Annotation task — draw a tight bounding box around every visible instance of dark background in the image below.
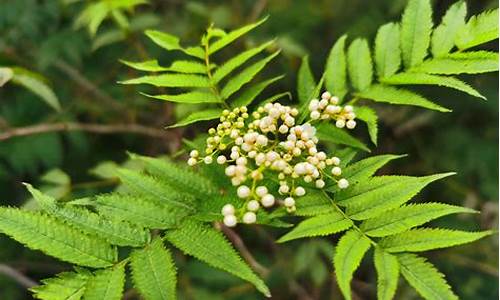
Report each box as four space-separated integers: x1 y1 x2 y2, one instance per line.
0 0 498 299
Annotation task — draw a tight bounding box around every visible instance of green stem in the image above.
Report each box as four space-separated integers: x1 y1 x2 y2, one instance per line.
203 35 230 109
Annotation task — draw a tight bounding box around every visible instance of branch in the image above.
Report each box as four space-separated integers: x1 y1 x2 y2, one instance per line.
0 122 172 142
0 263 38 288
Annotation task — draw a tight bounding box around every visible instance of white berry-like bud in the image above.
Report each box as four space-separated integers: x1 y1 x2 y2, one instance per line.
309 99 319 111
256 135 268 146
285 116 295 127
202 156 212 164
321 91 331 99
190 150 199 158
236 157 247 166
256 186 268 197
315 179 325 188
346 120 356 129
331 166 342 176
242 212 257 224
217 155 227 164
247 200 260 212
187 158 197 166
330 96 339 104
279 124 289 134
221 204 235 216
336 119 346 128
284 197 295 207
319 99 328 108
261 194 275 207
237 185 251 198
310 111 320 120
332 157 341 165
344 105 353 113
338 178 349 189
223 215 237 227
295 186 306 196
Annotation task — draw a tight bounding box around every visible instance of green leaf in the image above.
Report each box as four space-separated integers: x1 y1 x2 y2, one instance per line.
11 67 61 111
317 123 370 152
337 173 455 220
397 253 458 300
0 207 116 268
141 91 221 104
375 23 401 78
27 185 149 247
455 9 499 50
347 38 373 91
31 270 90 300
165 219 271 297
374 247 399 300
400 0 433 68
167 108 223 128
208 16 268 55
414 51 499 74
333 230 372 300
325 35 348 100
131 238 177 300
381 72 485 99
145 30 204 59
83 263 125 300
431 1 467 57
357 84 450 112
0 67 13 86
277 211 352 243
379 228 492 252
294 190 335 216
297 55 316 104
116 168 195 211
343 154 406 185
119 73 210 87
355 106 379 145
220 51 280 99
230 75 284 107
120 59 169 72
361 203 478 237
213 40 274 83
260 92 291 105
95 193 188 229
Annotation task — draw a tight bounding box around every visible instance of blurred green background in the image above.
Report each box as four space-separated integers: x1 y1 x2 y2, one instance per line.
0 0 498 299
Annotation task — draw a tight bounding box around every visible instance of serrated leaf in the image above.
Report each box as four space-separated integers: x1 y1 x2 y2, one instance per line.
208 16 268 55
131 238 177 300
230 75 284 107
141 91 221 104
165 219 271 297
317 123 370 152
95 193 188 229
347 38 373 91
119 73 210 87
221 51 280 99
333 230 371 300
355 106 379 145
120 59 169 72
375 23 401 78
27 185 149 247
414 51 499 74
294 190 335 216
374 247 399 300
381 72 485 99
145 30 204 59
379 228 491 252
343 154 406 185
337 173 455 220
213 40 274 83
325 35 348 100
297 55 316 104
0 207 116 268
260 92 291 105
361 203 478 237
31 270 90 300
277 211 352 243
11 68 61 111
397 253 458 300
455 9 499 50
431 1 467 57
167 108 223 128
357 84 450 112
83 263 125 300
400 0 433 68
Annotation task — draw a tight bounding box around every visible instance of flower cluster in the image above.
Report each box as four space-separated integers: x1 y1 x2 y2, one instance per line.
188 94 351 227
309 91 356 129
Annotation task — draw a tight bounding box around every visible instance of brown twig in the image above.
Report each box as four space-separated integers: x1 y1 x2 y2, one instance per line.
0 263 38 288
0 122 171 142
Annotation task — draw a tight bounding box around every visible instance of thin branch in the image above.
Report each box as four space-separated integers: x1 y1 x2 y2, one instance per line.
0 263 38 288
0 122 172 142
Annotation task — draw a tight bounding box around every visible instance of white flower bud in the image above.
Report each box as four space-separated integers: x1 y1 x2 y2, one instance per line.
279 124 289 134
242 212 257 224
187 158 197 166
190 150 199 158
285 116 295 127
332 157 341 165
295 186 306 196
284 197 295 207
317 152 327 160
204 156 213 164
309 99 319 111
315 179 325 188
330 96 339 104
321 91 332 99
336 119 346 128
247 200 260 212
256 135 268 146
236 157 247 166
237 185 251 198
223 215 237 227
344 105 353 113
338 178 349 189
294 163 306 175
221 204 235 216
331 166 342 176
279 184 290 194
225 165 236 176
255 153 266 165
261 194 275 207
217 155 227 164
256 186 268 197
235 137 244 145
310 111 321 120
319 99 328 108
346 120 356 129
